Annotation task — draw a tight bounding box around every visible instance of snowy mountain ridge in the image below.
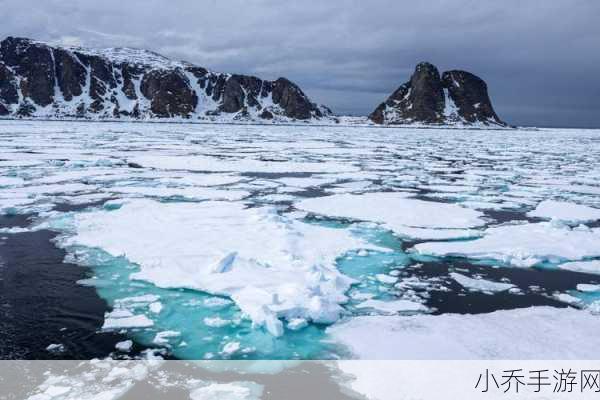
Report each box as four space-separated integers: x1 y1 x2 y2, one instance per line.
0 37 332 123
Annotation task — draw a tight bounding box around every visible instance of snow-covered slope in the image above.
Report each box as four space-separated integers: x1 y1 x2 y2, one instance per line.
0 37 332 123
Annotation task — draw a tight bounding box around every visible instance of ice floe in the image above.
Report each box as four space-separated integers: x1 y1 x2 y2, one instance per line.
296 192 485 240
59 199 381 336
558 260 600 275
450 272 515 293
414 222 600 267
527 200 600 223
328 307 600 359
354 299 428 314
190 382 263 400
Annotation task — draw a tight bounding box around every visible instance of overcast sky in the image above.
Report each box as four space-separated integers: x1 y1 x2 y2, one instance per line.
2 0 599 127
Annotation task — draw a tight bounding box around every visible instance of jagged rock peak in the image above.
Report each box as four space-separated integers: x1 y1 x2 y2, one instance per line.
369 61 506 127
0 36 331 121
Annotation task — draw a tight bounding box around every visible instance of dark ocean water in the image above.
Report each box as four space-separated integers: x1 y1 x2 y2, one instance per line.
0 212 146 359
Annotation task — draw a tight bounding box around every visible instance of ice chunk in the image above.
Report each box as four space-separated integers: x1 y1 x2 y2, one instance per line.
203 317 232 328
60 199 380 335
527 200 600 223
558 260 600 275
45 343 65 353
149 302 163 314
577 284 600 292
450 272 515 293
414 223 600 267
375 274 397 284
553 293 582 306
102 313 154 330
221 341 241 356
115 340 133 352
153 330 181 345
287 318 308 331
190 382 263 400
296 193 485 240
328 307 600 359
355 299 428 314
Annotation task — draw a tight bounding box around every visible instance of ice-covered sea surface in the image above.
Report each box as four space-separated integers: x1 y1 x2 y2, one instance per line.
2 120 600 360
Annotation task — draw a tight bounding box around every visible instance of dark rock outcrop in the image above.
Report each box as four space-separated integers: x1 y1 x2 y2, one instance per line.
272 77 323 120
441 70 503 124
140 69 197 117
0 37 55 107
0 36 331 121
370 62 506 126
0 62 19 114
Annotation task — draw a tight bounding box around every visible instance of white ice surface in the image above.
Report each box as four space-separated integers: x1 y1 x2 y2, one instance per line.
296 192 485 240
328 307 600 359
450 272 515 293
189 382 263 400
414 222 600 267
354 299 428 314
527 200 600 223
60 199 380 336
558 260 600 275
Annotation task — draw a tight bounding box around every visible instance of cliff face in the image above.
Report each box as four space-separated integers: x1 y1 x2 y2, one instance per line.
0 37 330 121
369 62 506 126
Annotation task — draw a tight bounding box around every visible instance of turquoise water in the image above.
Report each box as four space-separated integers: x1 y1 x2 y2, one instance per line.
56 214 410 360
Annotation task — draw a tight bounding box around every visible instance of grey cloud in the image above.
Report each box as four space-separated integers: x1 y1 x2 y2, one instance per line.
1 0 599 127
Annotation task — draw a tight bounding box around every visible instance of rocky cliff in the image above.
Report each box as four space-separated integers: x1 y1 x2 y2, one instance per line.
0 37 331 122
369 62 506 126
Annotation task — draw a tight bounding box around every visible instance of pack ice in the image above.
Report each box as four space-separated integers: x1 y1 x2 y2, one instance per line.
59 199 380 336
414 222 600 267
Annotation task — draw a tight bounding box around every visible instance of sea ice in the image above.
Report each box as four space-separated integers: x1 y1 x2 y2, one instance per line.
527 200 600 223
328 307 600 359
558 260 600 275
414 222 600 267
189 382 263 400
577 284 600 292
296 192 485 240
102 312 154 330
59 199 380 336
355 299 428 314
129 155 359 174
115 340 133 352
450 272 515 293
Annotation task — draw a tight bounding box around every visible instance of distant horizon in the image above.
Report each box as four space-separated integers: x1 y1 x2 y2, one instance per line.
2 1 599 128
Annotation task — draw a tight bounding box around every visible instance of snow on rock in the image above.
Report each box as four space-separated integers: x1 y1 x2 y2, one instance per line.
414 222 600 267
450 272 515 293
296 192 485 239
328 307 600 359
60 199 381 336
527 200 600 223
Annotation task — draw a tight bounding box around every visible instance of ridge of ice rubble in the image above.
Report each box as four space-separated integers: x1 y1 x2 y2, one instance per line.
296 192 486 239
58 199 383 336
327 307 600 359
413 222 600 267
